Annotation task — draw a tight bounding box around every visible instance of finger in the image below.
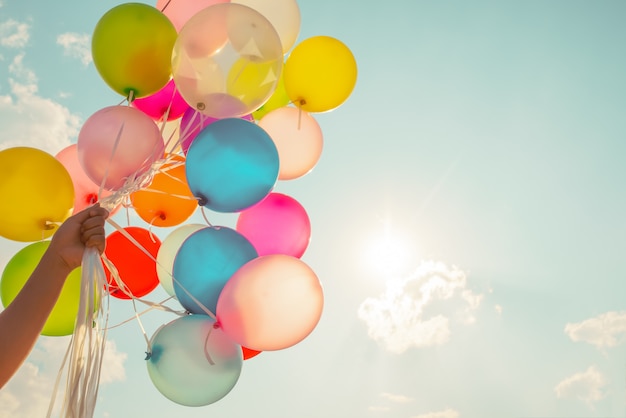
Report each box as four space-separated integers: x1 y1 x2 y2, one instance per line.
88 205 109 219
85 237 106 254
80 214 107 231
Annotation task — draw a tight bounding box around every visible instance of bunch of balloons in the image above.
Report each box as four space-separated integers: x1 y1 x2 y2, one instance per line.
0 0 357 408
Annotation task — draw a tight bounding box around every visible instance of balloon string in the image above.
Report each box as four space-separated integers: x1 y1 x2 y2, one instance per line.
105 296 185 331
159 0 171 12
160 119 183 154
131 188 198 201
203 326 216 366
175 109 204 153
100 255 152 352
200 207 213 227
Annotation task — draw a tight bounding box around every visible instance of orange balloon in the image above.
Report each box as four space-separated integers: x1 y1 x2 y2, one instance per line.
130 155 197 227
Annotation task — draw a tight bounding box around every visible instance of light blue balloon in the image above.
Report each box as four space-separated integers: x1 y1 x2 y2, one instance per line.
146 315 243 406
173 226 258 315
185 117 279 213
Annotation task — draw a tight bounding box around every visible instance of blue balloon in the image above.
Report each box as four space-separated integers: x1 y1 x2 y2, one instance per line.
173 226 258 315
185 118 279 213
146 315 243 406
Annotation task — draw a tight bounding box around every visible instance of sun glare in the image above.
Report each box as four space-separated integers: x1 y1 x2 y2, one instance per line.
363 219 416 279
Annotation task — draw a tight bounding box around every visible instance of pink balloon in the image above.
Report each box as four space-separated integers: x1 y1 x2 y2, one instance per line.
236 192 310 258
179 107 253 154
217 254 324 351
259 106 323 180
131 79 190 121
77 106 165 191
156 0 230 32
55 144 116 213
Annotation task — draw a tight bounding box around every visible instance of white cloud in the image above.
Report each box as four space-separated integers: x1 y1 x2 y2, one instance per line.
0 19 30 48
357 260 481 353
0 53 81 154
0 336 126 418
564 311 626 350
99 340 127 384
411 407 460 418
554 365 607 406
56 32 91 66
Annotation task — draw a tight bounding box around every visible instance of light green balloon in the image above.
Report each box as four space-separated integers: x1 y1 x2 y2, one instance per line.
92 3 177 99
0 241 83 336
147 315 243 406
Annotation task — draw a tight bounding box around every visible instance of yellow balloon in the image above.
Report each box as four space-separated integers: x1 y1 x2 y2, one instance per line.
0 241 87 336
92 3 177 98
0 147 74 242
284 36 357 113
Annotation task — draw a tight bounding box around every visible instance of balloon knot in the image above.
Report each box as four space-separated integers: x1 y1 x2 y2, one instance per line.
197 195 208 206
145 351 152 360
196 102 205 111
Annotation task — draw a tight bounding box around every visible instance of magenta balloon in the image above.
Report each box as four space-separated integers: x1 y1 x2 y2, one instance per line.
236 192 310 258
156 0 230 32
131 79 190 121
179 108 253 154
77 106 165 191
258 106 323 180
216 254 324 351
55 144 114 213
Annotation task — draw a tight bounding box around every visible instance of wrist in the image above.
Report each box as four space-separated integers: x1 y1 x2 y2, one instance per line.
38 247 75 278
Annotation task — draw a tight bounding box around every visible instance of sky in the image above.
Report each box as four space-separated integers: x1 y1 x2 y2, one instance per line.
1 0 626 417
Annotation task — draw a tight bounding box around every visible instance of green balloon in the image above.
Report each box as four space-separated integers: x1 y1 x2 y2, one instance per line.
92 3 177 99
1 241 83 336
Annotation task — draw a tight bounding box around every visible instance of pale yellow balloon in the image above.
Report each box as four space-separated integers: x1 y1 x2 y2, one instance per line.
158 119 182 154
0 147 74 242
232 0 301 54
284 36 357 113
171 3 283 118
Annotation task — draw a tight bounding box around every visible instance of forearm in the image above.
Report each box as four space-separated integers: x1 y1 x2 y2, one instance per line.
0 250 72 388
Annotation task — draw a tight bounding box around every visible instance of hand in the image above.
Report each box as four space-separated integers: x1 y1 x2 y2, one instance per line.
48 204 109 271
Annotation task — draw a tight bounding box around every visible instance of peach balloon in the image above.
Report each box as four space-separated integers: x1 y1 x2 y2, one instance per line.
258 106 323 180
55 144 114 213
216 254 323 351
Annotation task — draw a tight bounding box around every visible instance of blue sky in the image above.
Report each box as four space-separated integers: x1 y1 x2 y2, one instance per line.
2 1 626 417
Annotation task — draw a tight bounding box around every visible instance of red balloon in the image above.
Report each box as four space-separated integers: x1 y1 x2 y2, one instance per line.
104 227 161 299
242 346 261 360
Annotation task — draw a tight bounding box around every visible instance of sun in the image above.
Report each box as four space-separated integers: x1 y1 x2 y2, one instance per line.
363 218 416 279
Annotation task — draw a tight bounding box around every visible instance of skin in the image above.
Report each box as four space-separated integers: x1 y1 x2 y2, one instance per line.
0 204 108 389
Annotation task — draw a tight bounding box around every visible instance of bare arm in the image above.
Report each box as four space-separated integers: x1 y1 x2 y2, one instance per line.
0 204 108 388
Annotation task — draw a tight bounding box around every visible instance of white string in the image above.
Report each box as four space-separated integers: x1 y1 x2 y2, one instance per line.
47 247 109 418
